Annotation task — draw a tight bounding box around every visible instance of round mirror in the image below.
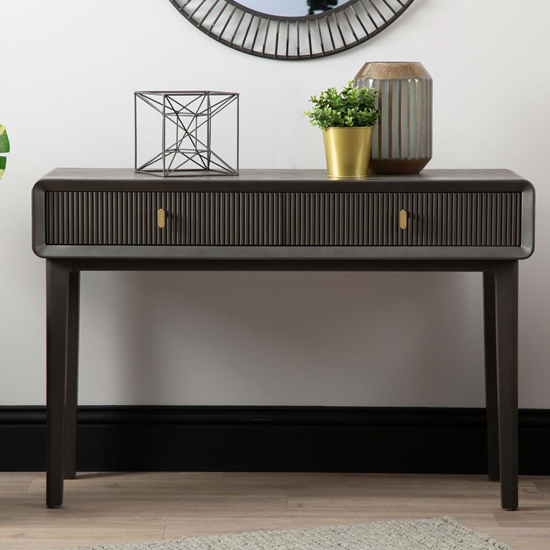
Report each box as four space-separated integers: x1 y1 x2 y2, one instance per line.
235 0 346 18
168 0 416 60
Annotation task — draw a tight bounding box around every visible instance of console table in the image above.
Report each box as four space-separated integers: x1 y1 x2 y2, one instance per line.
32 168 535 510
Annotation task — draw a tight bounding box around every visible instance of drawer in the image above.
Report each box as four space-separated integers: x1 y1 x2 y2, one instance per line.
44 191 522 247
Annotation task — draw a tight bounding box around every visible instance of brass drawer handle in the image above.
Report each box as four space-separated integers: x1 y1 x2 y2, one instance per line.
399 209 407 230
158 208 166 229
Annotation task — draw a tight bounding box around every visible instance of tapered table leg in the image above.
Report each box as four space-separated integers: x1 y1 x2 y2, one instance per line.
64 271 80 480
46 260 71 508
494 261 519 511
483 271 500 482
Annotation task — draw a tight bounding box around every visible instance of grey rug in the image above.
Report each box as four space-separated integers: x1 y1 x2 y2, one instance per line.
67 517 515 550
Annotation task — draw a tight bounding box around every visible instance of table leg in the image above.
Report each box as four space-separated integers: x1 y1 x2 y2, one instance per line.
483 271 500 482
494 261 519 511
64 271 80 480
46 260 71 508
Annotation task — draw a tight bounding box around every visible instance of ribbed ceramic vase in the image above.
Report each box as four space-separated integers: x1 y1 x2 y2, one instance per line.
354 62 432 175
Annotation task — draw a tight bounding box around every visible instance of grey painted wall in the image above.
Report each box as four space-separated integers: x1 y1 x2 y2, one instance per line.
0 0 547 407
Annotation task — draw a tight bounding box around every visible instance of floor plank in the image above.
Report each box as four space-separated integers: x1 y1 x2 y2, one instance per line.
0 473 548 549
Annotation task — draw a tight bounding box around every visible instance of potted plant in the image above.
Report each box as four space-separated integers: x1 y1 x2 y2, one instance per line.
305 81 380 178
0 125 9 180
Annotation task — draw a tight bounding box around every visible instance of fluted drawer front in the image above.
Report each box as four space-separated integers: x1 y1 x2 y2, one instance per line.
45 191 522 246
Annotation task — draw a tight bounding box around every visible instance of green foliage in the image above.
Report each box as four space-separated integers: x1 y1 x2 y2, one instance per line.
305 81 380 130
0 125 9 154
0 125 8 180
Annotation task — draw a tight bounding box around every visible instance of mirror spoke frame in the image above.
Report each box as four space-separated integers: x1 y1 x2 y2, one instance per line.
168 0 416 60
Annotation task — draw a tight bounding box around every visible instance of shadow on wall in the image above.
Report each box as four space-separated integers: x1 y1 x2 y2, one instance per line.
80 270 484 406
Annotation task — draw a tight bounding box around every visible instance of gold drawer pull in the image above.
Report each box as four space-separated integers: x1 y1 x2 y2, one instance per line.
158 208 166 229
399 209 407 230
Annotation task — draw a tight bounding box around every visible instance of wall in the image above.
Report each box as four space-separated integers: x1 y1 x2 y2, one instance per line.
1 0 548 407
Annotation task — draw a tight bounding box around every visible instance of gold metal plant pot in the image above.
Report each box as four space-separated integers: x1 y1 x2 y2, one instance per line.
322 126 374 178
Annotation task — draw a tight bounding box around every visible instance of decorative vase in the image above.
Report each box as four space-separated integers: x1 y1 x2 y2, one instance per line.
354 62 432 175
322 126 374 178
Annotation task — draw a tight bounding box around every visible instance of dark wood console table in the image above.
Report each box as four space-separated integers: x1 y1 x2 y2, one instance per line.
32 168 535 510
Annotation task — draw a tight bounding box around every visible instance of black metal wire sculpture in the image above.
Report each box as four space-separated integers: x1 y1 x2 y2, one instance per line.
135 91 239 177
168 0 416 60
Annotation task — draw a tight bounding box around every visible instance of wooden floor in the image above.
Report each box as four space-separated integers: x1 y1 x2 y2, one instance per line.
1 472 549 549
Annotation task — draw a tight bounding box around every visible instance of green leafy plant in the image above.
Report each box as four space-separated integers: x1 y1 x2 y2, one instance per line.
305 81 380 130
0 125 9 180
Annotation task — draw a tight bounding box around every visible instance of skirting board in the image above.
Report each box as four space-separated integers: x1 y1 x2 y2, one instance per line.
1 406 549 474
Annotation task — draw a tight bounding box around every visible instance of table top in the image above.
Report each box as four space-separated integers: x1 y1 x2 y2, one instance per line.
36 168 532 194
42 167 525 182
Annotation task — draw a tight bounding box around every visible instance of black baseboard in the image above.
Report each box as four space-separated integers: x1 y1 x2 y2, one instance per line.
1 406 549 474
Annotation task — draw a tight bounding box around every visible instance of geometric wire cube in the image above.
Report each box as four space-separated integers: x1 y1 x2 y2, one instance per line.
135 91 239 177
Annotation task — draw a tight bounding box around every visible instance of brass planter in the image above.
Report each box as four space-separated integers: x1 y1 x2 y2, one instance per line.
322 126 374 178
